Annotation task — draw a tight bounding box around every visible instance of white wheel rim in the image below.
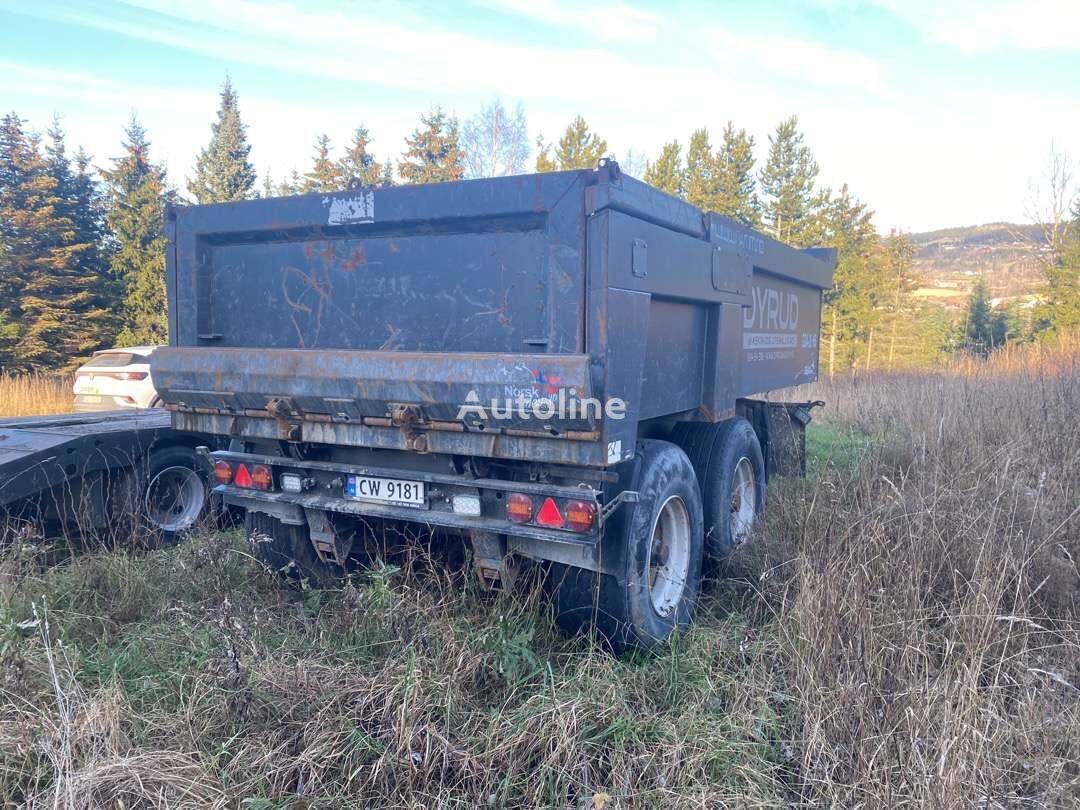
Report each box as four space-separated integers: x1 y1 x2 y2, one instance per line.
646 495 691 617
731 456 756 542
145 466 205 532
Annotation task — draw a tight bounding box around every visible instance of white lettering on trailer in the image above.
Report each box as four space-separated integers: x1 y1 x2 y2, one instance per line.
325 192 375 225
742 332 799 350
743 285 800 332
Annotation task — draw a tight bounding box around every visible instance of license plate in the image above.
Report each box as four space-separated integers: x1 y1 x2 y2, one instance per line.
345 475 426 508
82 385 100 395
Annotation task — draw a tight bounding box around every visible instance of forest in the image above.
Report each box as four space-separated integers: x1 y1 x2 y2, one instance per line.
1 77 1077 373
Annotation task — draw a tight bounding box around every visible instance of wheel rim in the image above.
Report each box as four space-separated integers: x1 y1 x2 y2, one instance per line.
730 456 756 542
646 495 691 617
145 466 205 532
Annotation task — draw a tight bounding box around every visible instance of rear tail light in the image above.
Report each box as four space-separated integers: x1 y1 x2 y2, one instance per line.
506 493 533 523
565 500 597 533
213 460 233 485
534 496 564 529
119 371 148 381
251 464 273 491
233 463 253 488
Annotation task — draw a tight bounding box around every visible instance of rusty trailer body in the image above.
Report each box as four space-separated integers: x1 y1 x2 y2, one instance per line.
153 161 835 650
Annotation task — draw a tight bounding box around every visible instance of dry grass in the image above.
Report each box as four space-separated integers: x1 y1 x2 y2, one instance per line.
0 373 74 418
0 338 1077 808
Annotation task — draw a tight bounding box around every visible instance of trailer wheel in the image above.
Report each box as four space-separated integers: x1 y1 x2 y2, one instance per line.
246 510 342 588
143 446 210 543
674 418 765 561
550 440 704 653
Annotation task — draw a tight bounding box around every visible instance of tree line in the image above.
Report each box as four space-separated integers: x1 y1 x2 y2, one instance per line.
1 76 1077 373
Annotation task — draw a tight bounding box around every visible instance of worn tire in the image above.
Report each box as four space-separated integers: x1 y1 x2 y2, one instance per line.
246 511 342 588
550 440 704 654
673 418 765 561
143 446 211 545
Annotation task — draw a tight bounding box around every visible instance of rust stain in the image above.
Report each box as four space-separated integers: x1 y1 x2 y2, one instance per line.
340 245 367 272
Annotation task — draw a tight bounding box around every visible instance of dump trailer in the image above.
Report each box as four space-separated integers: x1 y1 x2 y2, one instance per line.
153 160 835 651
0 410 223 540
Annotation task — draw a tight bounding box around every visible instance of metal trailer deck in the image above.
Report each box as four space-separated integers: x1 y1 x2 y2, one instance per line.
0 409 218 534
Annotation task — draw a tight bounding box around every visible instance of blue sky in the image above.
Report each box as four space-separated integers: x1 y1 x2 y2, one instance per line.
1 0 1077 232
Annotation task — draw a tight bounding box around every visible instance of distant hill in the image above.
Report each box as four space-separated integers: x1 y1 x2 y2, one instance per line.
907 222 1048 311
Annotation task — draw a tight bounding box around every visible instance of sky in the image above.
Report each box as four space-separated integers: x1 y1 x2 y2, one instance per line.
1 0 1078 233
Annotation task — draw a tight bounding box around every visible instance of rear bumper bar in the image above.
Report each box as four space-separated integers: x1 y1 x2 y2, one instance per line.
211 449 614 574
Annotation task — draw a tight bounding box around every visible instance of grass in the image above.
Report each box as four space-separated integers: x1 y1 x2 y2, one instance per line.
0 336 1077 807
0 373 74 418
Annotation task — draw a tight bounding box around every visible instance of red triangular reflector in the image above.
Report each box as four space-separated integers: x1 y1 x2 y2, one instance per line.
234 463 253 488
535 496 564 528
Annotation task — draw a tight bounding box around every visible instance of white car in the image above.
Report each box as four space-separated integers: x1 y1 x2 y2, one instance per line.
73 346 162 411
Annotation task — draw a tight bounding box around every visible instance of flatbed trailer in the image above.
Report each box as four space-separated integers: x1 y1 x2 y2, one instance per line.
0 409 220 539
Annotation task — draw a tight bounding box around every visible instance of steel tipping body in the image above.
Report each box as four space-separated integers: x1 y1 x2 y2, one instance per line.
155 162 835 467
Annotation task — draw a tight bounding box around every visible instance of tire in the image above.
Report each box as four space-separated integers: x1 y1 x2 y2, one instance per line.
246 510 342 588
673 418 765 561
550 439 704 653
143 446 211 544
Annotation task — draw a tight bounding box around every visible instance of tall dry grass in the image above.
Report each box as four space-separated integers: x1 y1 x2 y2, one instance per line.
0 373 74 418
0 338 1076 808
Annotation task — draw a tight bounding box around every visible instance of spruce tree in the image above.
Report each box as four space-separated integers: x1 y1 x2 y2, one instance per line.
276 169 301 197
301 134 338 192
338 126 382 187
34 121 119 366
643 141 684 196
379 158 395 187
683 128 716 211
714 122 760 226
261 171 274 198
760 116 824 246
398 108 465 184
0 112 47 368
101 117 171 346
819 185 880 373
187 75 257 204
1035 201 1080 336
963 276 995 356
882 231 919 368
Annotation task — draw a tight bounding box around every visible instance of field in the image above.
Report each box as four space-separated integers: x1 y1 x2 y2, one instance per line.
0 340 1077 808
0 373 74 418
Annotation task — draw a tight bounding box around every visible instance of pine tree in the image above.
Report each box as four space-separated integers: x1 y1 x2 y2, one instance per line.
398 108 465 184
536 116 607 172
338 126 382 187
301 134 338 193
535 134 557 172
261 170 274 198
714 122 760 227
101 117 171 346
187 75 256 204
462 99 529 179
643 141 683 196
683 128 716 211
760 116 824 246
